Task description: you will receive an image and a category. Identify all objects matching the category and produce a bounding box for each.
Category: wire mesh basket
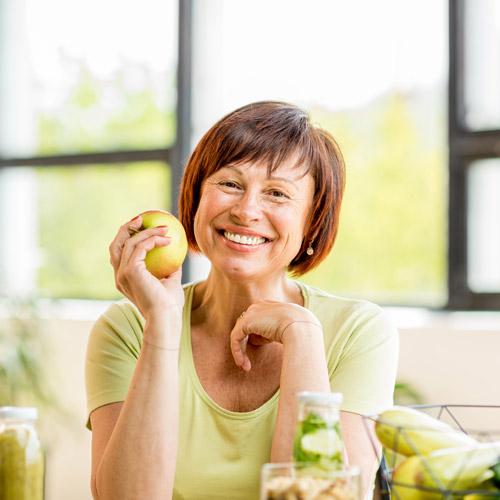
[363,405,500,500]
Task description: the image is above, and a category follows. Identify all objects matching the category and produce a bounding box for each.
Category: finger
[159,265,183,284]
[248,334,272,346]
[109,215,143,268]
[114,234,171,295]
[230,326,251,372]
[123,233,172,272]
[120,226,170,267]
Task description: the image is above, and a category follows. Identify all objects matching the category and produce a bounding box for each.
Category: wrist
[143,304,183,326]
[281,320,323,344]
[143,311,182,348]
[142,338,180,351]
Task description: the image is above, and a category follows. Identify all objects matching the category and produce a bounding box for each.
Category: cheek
[279,205,313,256]
[275,211,307,253]
[192,195,219,248]
[282,205,310,236]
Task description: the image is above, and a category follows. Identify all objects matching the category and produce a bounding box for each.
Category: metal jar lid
[296,391,343,405]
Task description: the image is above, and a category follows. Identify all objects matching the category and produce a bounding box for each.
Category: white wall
[29,308,500,500]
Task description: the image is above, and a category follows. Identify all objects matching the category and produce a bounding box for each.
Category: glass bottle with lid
[0,406,45,500]
[292,392,345,470]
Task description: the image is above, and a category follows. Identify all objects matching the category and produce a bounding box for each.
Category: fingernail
[131,215,141,221]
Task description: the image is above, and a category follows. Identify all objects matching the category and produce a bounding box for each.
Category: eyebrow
[221,165,300,189]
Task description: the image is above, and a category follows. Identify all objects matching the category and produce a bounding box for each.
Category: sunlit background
[1,1,500,499]
[0,0,448,306]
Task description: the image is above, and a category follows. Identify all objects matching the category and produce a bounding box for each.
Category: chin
[221,261,279,283]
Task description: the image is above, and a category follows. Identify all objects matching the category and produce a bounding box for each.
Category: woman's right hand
[109,215,185,320]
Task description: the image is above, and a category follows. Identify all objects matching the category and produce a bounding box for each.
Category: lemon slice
[300,429,342,457]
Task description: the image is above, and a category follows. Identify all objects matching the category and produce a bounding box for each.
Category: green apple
[134,209,188,279]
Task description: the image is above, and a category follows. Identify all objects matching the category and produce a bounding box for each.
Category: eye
[218,180,240,189]
[270,189,287,199]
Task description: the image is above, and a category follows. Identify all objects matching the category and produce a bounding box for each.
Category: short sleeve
[85,300,144,429]
[328,304,399,416]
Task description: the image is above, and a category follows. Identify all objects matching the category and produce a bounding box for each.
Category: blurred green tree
[302,92,447,307]
[36,64,173,299]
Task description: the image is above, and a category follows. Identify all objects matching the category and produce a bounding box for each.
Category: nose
[230,189,263,223]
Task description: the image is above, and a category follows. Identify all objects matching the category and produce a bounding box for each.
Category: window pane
[462,0,500,131]
[467,159,500,292]
[0,0,177,158]
[193,0,448,307]
[35,163,170,299]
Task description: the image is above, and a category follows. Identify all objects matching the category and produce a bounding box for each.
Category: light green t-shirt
[85,281,399,500]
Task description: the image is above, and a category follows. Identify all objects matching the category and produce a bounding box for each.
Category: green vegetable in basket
[391,442,500,500]
[490,460,500,488]
[375,406,477,456]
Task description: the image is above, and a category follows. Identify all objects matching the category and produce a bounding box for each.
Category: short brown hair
[179,101,345,276]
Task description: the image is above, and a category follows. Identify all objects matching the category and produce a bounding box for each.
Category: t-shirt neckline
[181,281,282,420]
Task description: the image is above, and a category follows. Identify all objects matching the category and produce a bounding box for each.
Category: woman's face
[193,159,315,281]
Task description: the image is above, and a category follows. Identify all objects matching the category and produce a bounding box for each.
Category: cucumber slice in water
[300,429,342,457]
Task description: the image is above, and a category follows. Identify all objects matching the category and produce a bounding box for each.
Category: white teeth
[223,231,266,246]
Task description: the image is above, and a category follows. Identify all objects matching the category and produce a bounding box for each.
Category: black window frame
[448,0,500,310]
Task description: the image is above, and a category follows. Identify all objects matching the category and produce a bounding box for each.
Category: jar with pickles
[292,392,345,470]
[0,406,45,500]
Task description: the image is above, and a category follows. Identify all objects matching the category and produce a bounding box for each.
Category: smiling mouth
[222,230,268,246]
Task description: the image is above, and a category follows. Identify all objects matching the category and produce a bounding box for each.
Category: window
[448,0,500,309]
[0,0,192,300]
[3,0,494,311]
[192,0,448,308]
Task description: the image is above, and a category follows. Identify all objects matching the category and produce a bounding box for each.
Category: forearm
[341,412,380,500]
[95,318,181,500]
[271,323,330,462]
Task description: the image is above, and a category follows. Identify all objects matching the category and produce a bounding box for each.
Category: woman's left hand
[230,300,322,371]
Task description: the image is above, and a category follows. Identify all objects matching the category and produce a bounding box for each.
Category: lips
[222,230,267,246]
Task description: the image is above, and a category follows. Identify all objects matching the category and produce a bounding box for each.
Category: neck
[191,270,302,337]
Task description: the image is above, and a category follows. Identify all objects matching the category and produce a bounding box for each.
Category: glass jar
[261,462,360,500]
[0,406,45,500]
[292,392,345,470]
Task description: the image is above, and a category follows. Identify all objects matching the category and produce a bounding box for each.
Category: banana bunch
[374,406,500,500]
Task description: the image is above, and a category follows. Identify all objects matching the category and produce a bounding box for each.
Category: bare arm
[230,300,383,500]
[274,358,380,499]
[271,321,330,461]
[229,301,330,461]
[89,216,185,500]
[341,411,380,499]
[91,318,181,500]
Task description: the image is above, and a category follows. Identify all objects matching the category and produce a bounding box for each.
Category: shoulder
[297,281,389,321]
[97,282,197,330]
[95,299,144,333]
[296,281,398,343]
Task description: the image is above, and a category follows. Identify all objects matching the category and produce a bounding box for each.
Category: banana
[376,406,478,456]
[391,455,436,500]
[464,496,500,500]
[390,443,500,500]
[463,481,500,500]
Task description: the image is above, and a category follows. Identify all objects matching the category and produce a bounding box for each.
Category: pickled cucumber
[0,426,45,500]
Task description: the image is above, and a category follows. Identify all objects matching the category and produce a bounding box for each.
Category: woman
[85,101,399,500]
